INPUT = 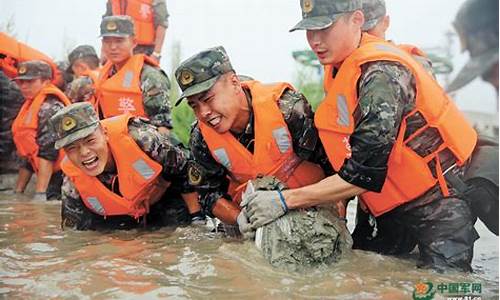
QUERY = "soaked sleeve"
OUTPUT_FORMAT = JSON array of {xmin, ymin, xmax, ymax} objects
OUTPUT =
[
  {"xmin": 36, "ymin": 96, "xmax": 65, "ymax": 162},
  {"xmin": 278, "ymin": 89, "xmax": 334, "ymax": 175},
  {"xmin": 140, "ymin": 65, "xmax": 172, "ymax": 128},
  {"xmin": 338, "ymin": 61, "xmax": 416, "ymax": 192},
  {"xmin": 61, "ymin": 175, "xmax": 98, "ymax": 230},
  {"xmin": 128, "ymin": 117, "xmax": 193, "ymax": 193},
  {"xmin": 189, "ymin": 123, "xmax": 230, "ymax": 217},
  {"xmin": 152, "ymin": 0, "xmax": 169, "ymax": 28}
]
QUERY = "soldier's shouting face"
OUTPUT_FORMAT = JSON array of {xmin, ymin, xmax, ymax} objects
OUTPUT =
[
  {"xmin": 187, "ymin": 73, "xmax": 249, "ymax": 134},
  {"xmin": 64, "ymin": 126, "xmax": 112, "ymax": 177},
  {"xmin": 102, "ymin": 36, "xmax": 136, "ymax": 66}
]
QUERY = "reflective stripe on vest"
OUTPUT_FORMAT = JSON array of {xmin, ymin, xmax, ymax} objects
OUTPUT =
[
  {"xmin": 87, "ymin": 197, "xmax": 106, "ymax": 215},
  {"xmin": 132, "ymin": 158, "xmax": 155, "ymax": 180}
]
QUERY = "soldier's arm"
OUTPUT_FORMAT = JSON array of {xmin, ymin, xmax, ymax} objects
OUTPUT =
[
  {"xmin": 128, "ymin": 117, "xmax": 193, "ymax": 194},
  {"xmin": 36, "ymin": 96, "xmax": 65, "ymax": 162},
  {"xmin": 152, "ymin": 0, "xmax": 169, "ymax": 55},
  {"xmin": 337, "ymin": 61, "xmax": 416, "ymax": 192},
  {"xmin": 140, "ymin": 65, "xmax": 172, "ymax": 129},
  {"xmin": 61, "ymin": 176, "xmax": 97, "ymax": 230},
  {"xmin": 280, "ymin": 62, "xmax": 415, "ymax": 210},
  {"xmin": 279, "ymin": 88, "xmax": 334, "ymax": 176},
  {"xmin": 189, "ymin": 124, "xmax": 239, "ymax": 224}
]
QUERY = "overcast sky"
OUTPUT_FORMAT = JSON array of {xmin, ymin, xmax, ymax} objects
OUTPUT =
[{"xmin": 1, "ymin": 0, "xmax": 497, "ymax": 113}]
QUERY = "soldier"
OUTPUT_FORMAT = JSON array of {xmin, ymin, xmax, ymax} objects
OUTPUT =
[
  {"xmin": 175, "ymin": 46, "xmax": 350, "ymax": 269},
  {"xmin": 0, "ymin": 70, "xmax": 24, "ymax": 175},
  {"xmin": 447, "ymin": 0, "xmax": 498, "ymax": 93},
  {"xmin": 11, "ymin": 60, "xmax": 71, "ymax": 200},
  {"xmin": 96, "ymin": 16, "xmax": 172, "ymax": 134},
  {"xmin": 103, "ymin": 0, "xmax": 169, "ymax": 62},
  {"xmin": 65, "ymin": 45, "xmax": 100, "ymax": 107},
  {"xmin": 245, "ymin": 0, "xmax": 481, "ymax": 272},
  {"xmin": 50, "ymin": 102, "xmax": 203, "ymax": 230}
]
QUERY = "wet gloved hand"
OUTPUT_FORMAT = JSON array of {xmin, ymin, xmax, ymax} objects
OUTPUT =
[
  {"xmin": 241, "ymin": 190, "xmax": 288, "ymax": 228},
  {"xmin": 237, "ymin": 208, "xmax": 255, "ymax": 240},
  {"xmin": 33, "ymin": 192, "xmax": 47, "ymax": 201},
  {"xmin": 190, "ymin": 211, "xmax": 206, "ymax": 226}
]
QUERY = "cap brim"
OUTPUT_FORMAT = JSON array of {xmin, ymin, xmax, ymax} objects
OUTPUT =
[
  {"xmin": 174, "ymin": 76, "xmax": 219, "ymax": 106},
  {"xmin": 289, "ymin": 15, "xmax": 340, "ymax": 32},
  {"xmin": 12, "ymin": 75, "xmax": 39, "ymax": 81},
  {"xmin": 99, "ymin": 33, "xmax": 131, "ymax": 38},
  {"xmin": 55, "ymin": 122, "xmax": 99, "ymax": 150},
  {"xmin": 447, "ymin": 49, "xmax": 499, "ymax": 93}
]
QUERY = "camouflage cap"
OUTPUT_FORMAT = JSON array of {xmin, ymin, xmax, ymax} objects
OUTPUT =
[
  {"xmin": 50, "ymin": 102, "xmax": 100, "ymax": 150},
  {"xmin": 67, "ymin": 45, "xmax": 99, "ymax": 72},
  {"xmin": 174, "ymin": 46, "xmax": 234, "ymax": 106},
  {"xmin": 13, "ymin": 60, "xmax": 52, "ymax": 81},
  {"xmin": 100, "ymin": 15, "xmax": 135, "ymax": 37},
  {"xmin": 361, "ymin": 0, "xmax": 386, "ymax": 31},
  {"xmin": 447, "ymin": 0, "xmax": 499, "ymax": 92},
  {"xmin": 66, "ymin": 76, "xmax": 95, "ymax": 102},
  {"xmin": 290, "ymin": 0, "xmax": 362, "ymax": 32}
]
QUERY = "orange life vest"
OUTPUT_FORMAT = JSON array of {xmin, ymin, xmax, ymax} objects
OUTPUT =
[
  {"xmin": 315, "ymin": 33, "xmax": 477, "ymax": 217},
  {"xmin": 199, "ymin": 80, "xmax": 325, "ymax": 203},
  {"xmin": 61, "ymin": 114, "xmax": 169, "ymax": 218},
  {"xmin": 96, "ymin": 54, "xmax": 157, "ymax": 119},
  {"xmin": 11, "ymin": 84, "xmax": 71, "ymax": 173},
  {"xmin": 110, "ymin": 0, "xmax": 155, "ymax": 46},
  {"xmin": 323, "ymin": 42, "xmax": 430, "ymax": 92},
  {"xmin": 0, "ymin": 32, "xmax": 62, "ymax": 85}
]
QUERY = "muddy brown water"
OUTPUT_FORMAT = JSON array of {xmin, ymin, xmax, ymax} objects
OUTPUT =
[{"xmin": 0, "ymin": 190, "xmax": 498, "ymax": 299}]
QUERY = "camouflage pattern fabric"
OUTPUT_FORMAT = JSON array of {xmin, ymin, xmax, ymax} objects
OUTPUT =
[
  {"xmin": 175, "ymin": 46, "xmax": 233, "ymax": 104},
  {"xmin": 60, "ymin": 117, "xmax": 193, "ymax": 230},
  {"xmin": 36, "ymin": 95, "xmax": 65, "ymax": 161},
  {"xmin": 13, "ymin": 60, "xmax": 52, "ymax": 80},
  {"xmin": 67, "ymin": 45, "xmax": 98, "ymax": 72},
  {"xmin": 100, "ymin": 15, "xmax": 135, "ymax": 37},
  {"xmin": 0, "ymin": 70, "xmax": 23, "ymax": 173},
  {"xmin": 50, "ymin": 102, "xmax": 100, "ymax": 150},
  {"xmin": 140, "ymin": 64, "xmax": 172, "ymax": 128},
  {"xmin": 327, "ymin": 59, "xmax": 479, "ymax": 272},
  {"xmin": 251, "ymin": 176, "xmax": 352, "ymax": 271},
  {"xmin": 361, "ymin": 0, "xmax": 386, "ymax": 31},
  {"xmin": 189, "ymin": 87, "xmax": 332, "ymax": 217},
  {"xmin": 290, "ymin": 0, "xmax": 362, "ymax": 32},
  {"xmin": 65, "ymin": 76, "xmax": 95, "ymax": 103}
]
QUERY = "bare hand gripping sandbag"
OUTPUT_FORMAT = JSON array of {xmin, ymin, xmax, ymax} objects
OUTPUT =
[{"xmin": 243, "ymin": 176, "xmax": 352, "ymax": 271}]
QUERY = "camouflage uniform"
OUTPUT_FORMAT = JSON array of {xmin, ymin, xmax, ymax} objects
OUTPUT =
[
  {"xmin": 13, "ymin": 61, "xmax": 66, "ymax": 199},
  {"xmin": 100, "ymin": 16, "xmax": 172, "ymax": 128},
  {"xmin": 0, "ymin": 70, "xmax": 24, "ymax": 173},
  {"xmin": 65, "ymin": 76, "xmax": 95, "ymax": 103},
  {"xmin": 189, "ymin": 89, "xmax": 331, "ymax": 216},
  {"xmin": 175, "ymin": 47, "xmax": 330, "ymax": 218},
  {"xmin": 361, "ymin": 0, "xmax": 386, "ymax": 31},
  {"xmin": 51, "ymin": 103, "xmax": 192, "ymax": 230},
  {"xmin": 104, "ymin": 0, "xmax": 169, "ymax": 55},
  {"xmin": 292, "ymin": 0, "xmax": 478, "ymax": 272}
]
